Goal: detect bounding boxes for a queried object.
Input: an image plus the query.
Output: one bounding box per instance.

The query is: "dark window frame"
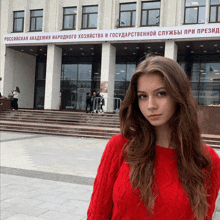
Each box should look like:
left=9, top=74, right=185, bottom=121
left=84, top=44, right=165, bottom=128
left=81, top=5, right=98, bottom=29
left=209, top=2, right=220, bottom=23
left=63, top=7, right=77, bottom=30
left=13, top=11, right=25, bottom=32
left=30, top=9, right=43, bottom=32
left=184, top=0, right=206, bottom=24
left=119, top=2, right=136, bottom=28
left=140, top=1, right=160, bottom=27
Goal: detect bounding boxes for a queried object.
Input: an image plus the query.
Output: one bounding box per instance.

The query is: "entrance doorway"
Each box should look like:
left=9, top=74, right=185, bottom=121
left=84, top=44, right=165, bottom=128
left=34, top=56, right=46, bottom=109
left=61, top=57, right=101, bottom=110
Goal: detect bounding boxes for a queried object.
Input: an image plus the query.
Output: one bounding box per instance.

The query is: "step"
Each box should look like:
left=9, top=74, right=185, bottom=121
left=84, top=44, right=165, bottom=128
left=0, top=112, right=120, bottom=124
left=0, top=126, right=118, bottom=139
left=202, top=140, right=220, bottom=148
left=0, top=111, right=119, bottom=119
left=0, top=120, right=119, bottom=138
left=0, top=118, right=120, bottom=128
left=0, top=120, right=120, bottom=131
left=0, top=126, right=118, bottom=137
left=0, top=127, right=114, bottom=139
left=1, top=110, right=219, bottom=146
left=201, top=134, right=220, bottom=149
left=0, top=109, right=120, bottom=139
left=0, top=109, right=120, bottom=118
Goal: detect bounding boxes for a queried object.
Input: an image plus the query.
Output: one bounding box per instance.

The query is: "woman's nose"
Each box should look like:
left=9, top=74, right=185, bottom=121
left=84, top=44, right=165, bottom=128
left=147, top=96, right=157, bottom=110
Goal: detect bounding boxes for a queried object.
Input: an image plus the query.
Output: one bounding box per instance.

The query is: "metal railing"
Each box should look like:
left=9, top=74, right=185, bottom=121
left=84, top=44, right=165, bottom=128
left=92, top=97, right=122, bottom=114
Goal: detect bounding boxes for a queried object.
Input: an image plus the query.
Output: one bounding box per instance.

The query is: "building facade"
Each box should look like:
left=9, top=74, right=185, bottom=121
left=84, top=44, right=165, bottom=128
left=0, top=0, right=220, bottom=112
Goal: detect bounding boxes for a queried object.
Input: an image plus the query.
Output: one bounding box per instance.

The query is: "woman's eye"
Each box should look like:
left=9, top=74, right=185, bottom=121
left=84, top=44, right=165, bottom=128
left=158, top=91, right=166, bottom=96
left=138, top=94, right=146, bottom=99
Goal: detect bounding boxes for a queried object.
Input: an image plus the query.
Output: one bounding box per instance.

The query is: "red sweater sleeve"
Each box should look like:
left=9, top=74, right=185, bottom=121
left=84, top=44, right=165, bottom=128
left=206, top=147, right=220, bottom=220
left=87, top=134, right=126, bottom=220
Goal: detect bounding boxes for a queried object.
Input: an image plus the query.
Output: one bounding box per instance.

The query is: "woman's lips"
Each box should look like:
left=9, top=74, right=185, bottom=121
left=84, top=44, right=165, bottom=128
left=149, top=114, right=162, bottom=119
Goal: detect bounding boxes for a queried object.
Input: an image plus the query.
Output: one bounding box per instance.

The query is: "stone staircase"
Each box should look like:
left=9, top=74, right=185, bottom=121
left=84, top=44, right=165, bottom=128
left=0, top=109, right=219, bottom=149
left=0, top=109, right=120, bottom=139
left=201, top=134, right=220, bottom=149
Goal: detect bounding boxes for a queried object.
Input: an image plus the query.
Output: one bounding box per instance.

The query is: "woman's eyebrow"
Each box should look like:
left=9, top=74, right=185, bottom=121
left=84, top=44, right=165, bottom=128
left=137, top=87, right=166, bottom=94
left=153, top=87, right=166, bottom=92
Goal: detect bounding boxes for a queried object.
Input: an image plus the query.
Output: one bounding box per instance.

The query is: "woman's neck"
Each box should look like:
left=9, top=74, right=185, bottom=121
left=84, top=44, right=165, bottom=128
left=155, top=126, right=174, bottom=149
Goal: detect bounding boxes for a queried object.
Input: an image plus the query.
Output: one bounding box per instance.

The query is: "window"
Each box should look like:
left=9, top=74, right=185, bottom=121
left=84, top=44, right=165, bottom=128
left=141, top=1, right=160, bottom=26
left=191, top=63, right=220, bottom=105
left=82, top=5, right=98, bottom=29
left=30, top=9, right=43, bottom=31
left=13, top=11, right=24, bottom=32
left=184, top=0, right=205, bottom=24
left=119, top=3, right=136, bottom=27
left=210, top=0, right=220, bottom=23
left=63, top=7, right=77, bottom=30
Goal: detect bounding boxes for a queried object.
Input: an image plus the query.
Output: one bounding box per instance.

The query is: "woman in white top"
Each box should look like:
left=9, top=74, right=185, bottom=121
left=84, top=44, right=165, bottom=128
left=12, top=87, right=20, bottom=110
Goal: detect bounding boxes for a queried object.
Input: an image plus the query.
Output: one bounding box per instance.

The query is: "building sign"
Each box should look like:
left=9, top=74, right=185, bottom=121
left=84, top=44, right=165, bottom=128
left=3, top=24, right=220, bottom=45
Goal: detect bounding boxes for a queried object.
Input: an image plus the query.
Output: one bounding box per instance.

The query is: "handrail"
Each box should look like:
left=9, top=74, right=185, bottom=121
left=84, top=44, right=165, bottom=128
left=92, top=97, right=122, bottom=113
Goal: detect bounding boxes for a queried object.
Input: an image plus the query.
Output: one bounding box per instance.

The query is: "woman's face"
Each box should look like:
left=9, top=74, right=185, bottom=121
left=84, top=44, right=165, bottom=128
left=137, top=73, right=176, bottom=131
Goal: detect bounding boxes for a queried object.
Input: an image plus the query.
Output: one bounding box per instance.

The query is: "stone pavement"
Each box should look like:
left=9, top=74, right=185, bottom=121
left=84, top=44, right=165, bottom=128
left=1, top=131, right=108, bottom=220
left=0, top=131, right=220, bottom=220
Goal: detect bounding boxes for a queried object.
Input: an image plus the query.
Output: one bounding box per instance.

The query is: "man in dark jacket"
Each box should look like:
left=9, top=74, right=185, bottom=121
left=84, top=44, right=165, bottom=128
left=86, top=91, right=91, bottom=113
left=90, top=91, right=96, bottom=113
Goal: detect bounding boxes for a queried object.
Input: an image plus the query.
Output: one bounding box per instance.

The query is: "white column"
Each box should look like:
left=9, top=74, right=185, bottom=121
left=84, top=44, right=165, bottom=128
left=205, top=0, right=210, bottom=24
left=100, top=43, right=116, bottom=113
left=164, top=40, right=178, bottom=61
left=160, top=0, right=165, bottom=27
left=24, top=0, right=30, bottom=32
left=1, top=0, right=13, bottom=96
left=136, top=0, right=141, bottom=28
left=101, top=0, right=114, bottom=29
left=76, top=1, right=82, bottom=31
left=162, top=0, right=177, bottom=27
left=44, top=44, right=62, bottom=110
left=1, top=48, right=15, bottom=98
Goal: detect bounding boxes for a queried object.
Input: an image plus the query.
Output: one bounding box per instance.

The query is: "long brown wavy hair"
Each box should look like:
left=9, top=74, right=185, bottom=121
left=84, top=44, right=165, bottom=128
left=119, top=55, right=212, bottom=220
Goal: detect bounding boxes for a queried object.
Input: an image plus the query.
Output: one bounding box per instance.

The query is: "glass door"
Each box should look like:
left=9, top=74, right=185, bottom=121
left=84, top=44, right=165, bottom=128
left=35, top=61, right=46, bottom=109
left=77, top=64, right=92, bottom=110
left=61, top=64, right=77, bottom=110
left=61, top=63, right=92, bottom=110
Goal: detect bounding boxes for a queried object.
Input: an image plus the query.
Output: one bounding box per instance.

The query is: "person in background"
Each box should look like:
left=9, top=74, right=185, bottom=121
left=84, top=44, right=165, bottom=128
left=99, top=95, right=105, bottom=114
left=12, top=87, right=20, bottom=110
left=96, top=91, right=101, bottom=113
left=90, top=91, right=96, bottom=113
left=87, top=55, right=220, bottom=220
left=86, top=91, right=92, bottom=113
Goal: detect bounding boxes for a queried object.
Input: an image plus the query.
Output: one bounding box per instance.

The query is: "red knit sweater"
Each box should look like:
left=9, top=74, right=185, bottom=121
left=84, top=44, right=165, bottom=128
left=87, top=134, right=220, bottom=220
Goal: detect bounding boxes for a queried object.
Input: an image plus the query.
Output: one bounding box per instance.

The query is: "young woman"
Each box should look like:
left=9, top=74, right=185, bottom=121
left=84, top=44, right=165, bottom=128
left=12, top=86, right=20, bottom=110
left=87, top=56, right=220, bottom=220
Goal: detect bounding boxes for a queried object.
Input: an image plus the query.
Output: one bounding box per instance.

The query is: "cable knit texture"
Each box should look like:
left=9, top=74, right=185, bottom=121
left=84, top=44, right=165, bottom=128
left=87, top=134, right=220, bottom=220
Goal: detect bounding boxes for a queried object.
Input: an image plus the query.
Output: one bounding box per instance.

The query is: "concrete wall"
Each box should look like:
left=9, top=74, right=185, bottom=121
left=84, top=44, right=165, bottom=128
left=3, top=48, right=36, bottom=108
left=13, top=50, right=36, bottom=108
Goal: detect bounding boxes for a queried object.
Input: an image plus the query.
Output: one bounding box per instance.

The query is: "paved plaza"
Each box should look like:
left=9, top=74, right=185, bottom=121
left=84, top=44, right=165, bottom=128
left=0, top=131, right=220, bottom=220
